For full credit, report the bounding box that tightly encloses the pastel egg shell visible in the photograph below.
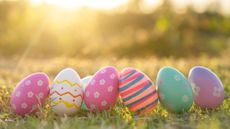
[84,66,119,111]
[81,101,88,111]
[188,66,225,109]
[80,75,93,110]
[10,72,50,116]
[81,75,93,91]
[50,68,83,116]
[156,66,193,113]
[119,67,158,114]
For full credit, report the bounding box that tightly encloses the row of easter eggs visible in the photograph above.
[10,66,225,116]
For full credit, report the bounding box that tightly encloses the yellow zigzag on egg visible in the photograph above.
[51,99,80,109]
[50,91,83,99]
[55,80,81,87]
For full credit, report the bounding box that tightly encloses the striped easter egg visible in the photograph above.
[119,68,158,114]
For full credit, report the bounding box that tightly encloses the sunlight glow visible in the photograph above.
[30,0,128,9]
[30,0,230,15]
[140,0,163,13]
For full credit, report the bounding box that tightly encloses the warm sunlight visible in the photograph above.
[30,0,128,9]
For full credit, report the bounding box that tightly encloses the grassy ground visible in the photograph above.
[0,57,229,129]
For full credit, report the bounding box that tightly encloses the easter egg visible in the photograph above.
[81,76,93,91]
[156,66,193,113]
[50,68,83,116]
[84,66,119,111]
[10,73,50,116]
[188,66,225,109]
[80,76,93,110]
[119,68,158,114]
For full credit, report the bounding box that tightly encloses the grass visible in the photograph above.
[0,57,229,129]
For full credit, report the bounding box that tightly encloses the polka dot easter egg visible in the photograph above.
[84,66,119,111]
[156,66,193,113]
[50,68,83,116]
[81,76,93,110]
[119,68,158,114]
[10,73,50,116]
[188,66,224,109]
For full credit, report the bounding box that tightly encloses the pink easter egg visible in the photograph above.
[10,73,50,116]
[84,66,119,111]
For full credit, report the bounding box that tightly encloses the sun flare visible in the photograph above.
[30,0,128,9]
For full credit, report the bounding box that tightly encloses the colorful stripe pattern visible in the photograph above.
[119,68,158,113]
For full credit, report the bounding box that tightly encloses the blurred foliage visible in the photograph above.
[0,0,230,58]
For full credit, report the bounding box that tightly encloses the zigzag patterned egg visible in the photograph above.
[119,68,158,114]
[10,73,50,116]
[84,66,119,111]
[50,68,83,116]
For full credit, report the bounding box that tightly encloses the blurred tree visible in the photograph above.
[0,0,229,58]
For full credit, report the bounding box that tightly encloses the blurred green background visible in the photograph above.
[0,0,230,58]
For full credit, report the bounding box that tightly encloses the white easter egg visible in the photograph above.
[81,76,93,91]
[81,75,93,110]
[50,68,83,116]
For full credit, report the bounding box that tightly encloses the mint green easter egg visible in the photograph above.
[81,76,93,110]
[81,101,88,111]
[156,66,193,113]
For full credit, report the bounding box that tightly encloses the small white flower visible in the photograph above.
[16,91,21,97]
[90,104,96,110]
[86,91,90,97]
[99,79,106,86]
[21,102,28,109]
[38,92,44,99]
[94,92,100,98]
[213,87,221,98]
[90,79,96,85]
[101,69,106,74]
[191,83,200,96]
[25,80,31,86]
[37,80,43,86]
[110,74,115,79]
[27,91,34,98]
[182,95,189,103]
[107,86,113,92]
[174,75,180,81]
[101,100,107,106]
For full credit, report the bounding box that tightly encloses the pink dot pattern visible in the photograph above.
[84,66,119,111]
[10,73,50,116]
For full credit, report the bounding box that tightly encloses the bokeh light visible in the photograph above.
[30,0,129,9]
